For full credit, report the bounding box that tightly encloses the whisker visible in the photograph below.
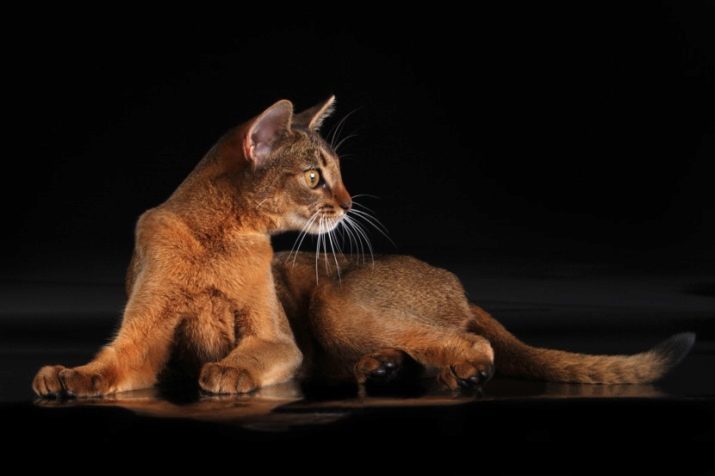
[325,218,341,283]
[351,200,379,215]
[341,217,357,255]
[288,212,317,256]
[335,133,358,153]
[345,215,374,266]
[329,108,360,149]
[349,208,389,233]
[314,217,322,284]
[289,212,319,266]
[354,221,375,267]
[348,209,396,248]
[329,219,346,257]
[333,224,347,257]
[351,193,381,200]
[342,216,365,265]
[321,217,329,273]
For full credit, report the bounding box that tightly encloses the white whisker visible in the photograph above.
[334,133,358,153]
[351,219,374,262]
[321,217,330,273]
[342,216,365,264]
[345,215,374,266]
[331,222,346,257]
[314,217,321,283]
[289,212,319,266]
[325,218,341,283]
[340,217,356,255]
[329,108,359,149]
[351,193,381,200]
[348,208,396,248]
[352,200,379,215]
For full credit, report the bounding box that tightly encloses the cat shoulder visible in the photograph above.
[135,208,192,247]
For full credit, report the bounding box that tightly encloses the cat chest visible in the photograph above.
[175,287,249,362]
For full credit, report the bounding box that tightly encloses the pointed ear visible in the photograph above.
[293,95,336,131]
[243,100,293,166]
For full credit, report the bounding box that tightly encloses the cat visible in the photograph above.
[34,97,695,397]
[34,97,349,397]
[274,252,695,388]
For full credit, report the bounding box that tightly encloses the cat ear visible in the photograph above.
[243,100,294,166]
[293,95,336,131]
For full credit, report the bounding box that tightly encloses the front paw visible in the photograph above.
[33,365,109,398]
[199,363,257,394]
[33,365,66,397]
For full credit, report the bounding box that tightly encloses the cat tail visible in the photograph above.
[466,304,695,384]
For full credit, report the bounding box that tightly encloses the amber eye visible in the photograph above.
[304,169,321,189]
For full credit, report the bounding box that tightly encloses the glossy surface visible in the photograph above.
[2,264,713,472]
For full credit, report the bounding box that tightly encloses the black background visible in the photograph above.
[4,2,714,283]
[2,5,714,470]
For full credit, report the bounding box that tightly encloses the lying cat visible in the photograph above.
[33,97,694,397]
[274,252,695,388]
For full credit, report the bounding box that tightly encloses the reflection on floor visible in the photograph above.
[31,378,672,430]
[1,266,713,472]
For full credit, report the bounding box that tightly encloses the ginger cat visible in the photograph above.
[34,97,694,398]
[34,97,350,397]
[275,253,695,388]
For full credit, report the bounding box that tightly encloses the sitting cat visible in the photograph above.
[34,97,349,397]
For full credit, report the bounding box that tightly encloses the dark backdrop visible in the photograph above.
[4,3,715,284]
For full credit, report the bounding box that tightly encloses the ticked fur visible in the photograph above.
[33,98,695,398]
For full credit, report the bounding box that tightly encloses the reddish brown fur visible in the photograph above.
[274,252,693,387]
[34,98,693,398]
[34,97,348,397]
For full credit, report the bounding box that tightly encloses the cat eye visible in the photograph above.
[304,169,321,189]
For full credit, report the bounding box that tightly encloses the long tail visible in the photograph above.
[467,304,696,384]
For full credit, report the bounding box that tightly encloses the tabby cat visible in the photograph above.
[275,252,694,388]
[33,97,694,397]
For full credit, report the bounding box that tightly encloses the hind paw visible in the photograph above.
[355,349,406,384]
[439,361,494,391]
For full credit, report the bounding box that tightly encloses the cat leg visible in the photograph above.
[310,283,494,390]
[363,329,494,390]
[354,348,411,384]
[198,293,302,394]
[33,283,180,398]
[426,331,495,390]
[198,337,302,394]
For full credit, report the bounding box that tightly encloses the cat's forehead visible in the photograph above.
[290,131,339,166]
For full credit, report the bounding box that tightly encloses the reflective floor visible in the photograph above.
[2,264,713,473]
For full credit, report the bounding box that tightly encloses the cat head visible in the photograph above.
[238,97,352,234]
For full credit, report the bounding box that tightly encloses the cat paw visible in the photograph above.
[355,349,405,384]
[33,365,66,398]
[199,363,257,394]
[33,365,110,398]
[60,368,110,397]
[439,361,494,391]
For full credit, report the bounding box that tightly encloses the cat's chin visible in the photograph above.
[305,215,342,235]
[281,213,343,235]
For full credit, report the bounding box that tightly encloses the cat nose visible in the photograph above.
[334,184,352,211]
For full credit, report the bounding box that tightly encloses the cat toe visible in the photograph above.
[440,361,494,391]
[355,349,405,384]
